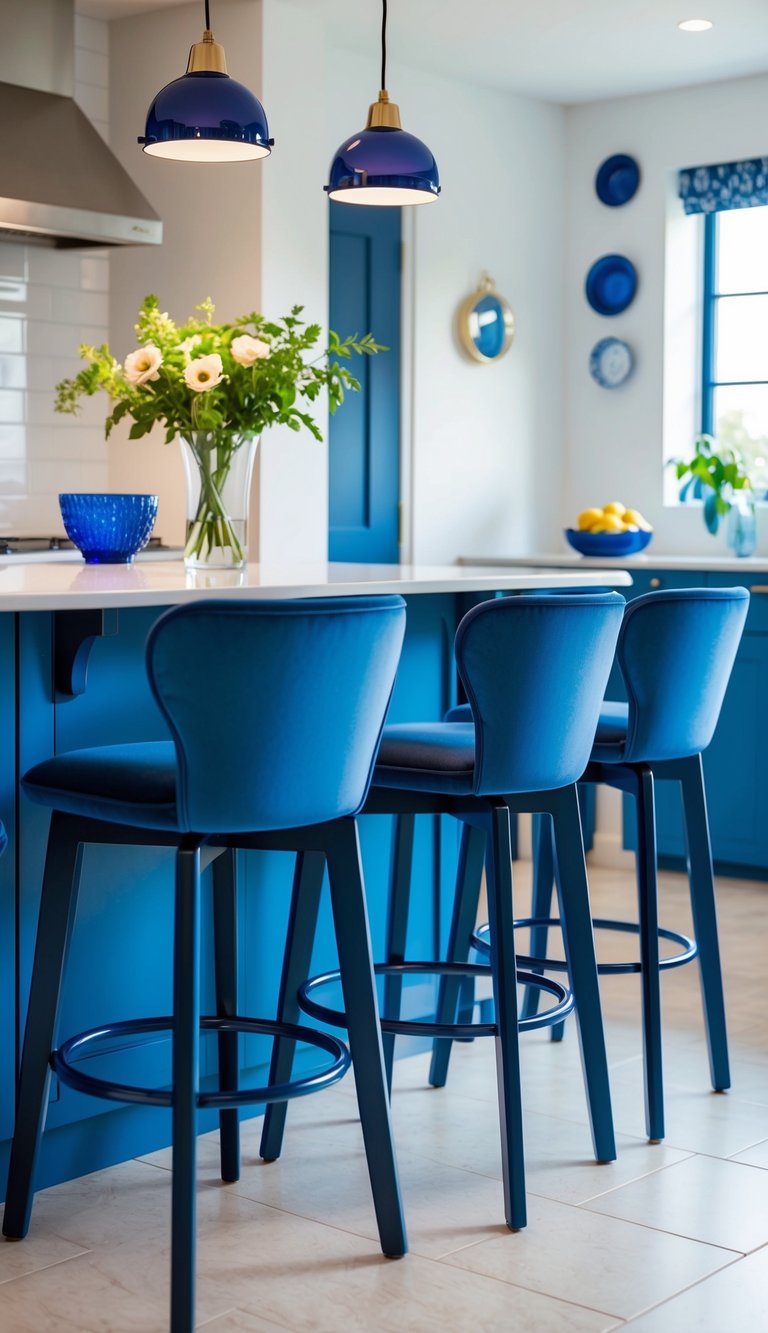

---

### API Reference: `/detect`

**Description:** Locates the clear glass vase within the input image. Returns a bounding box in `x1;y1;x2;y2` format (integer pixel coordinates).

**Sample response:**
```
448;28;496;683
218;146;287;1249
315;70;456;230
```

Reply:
180;432;258;569
726;490;757;558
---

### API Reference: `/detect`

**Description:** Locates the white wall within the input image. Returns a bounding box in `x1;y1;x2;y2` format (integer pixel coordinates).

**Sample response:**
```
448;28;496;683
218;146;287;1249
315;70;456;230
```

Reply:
322;47;567;563
563;73;768;556
108;0;263;550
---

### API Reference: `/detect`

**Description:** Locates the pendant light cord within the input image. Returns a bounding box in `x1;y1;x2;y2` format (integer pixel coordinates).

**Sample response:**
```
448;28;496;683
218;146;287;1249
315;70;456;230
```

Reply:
381;0;387;90
204;0;211;30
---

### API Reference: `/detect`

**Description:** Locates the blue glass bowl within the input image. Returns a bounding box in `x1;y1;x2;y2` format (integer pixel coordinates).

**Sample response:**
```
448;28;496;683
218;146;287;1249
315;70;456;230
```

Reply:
59;493;159;564
565;528;653;557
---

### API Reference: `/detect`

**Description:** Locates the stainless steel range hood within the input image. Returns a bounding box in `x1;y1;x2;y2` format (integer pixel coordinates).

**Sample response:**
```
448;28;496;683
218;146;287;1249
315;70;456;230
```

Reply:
0;0;162;248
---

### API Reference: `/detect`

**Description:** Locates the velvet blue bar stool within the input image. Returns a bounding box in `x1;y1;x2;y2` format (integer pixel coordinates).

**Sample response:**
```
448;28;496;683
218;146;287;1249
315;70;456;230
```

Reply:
2;596;408;1333
473;587;749;1144
260;591;625;1232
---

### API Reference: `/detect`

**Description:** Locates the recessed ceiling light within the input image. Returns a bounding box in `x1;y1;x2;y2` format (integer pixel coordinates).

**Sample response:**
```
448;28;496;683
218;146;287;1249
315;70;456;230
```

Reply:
678;18;714;31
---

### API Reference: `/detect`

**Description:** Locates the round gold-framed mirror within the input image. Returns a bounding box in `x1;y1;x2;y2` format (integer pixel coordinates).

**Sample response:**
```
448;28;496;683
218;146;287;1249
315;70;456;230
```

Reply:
458;273;515;363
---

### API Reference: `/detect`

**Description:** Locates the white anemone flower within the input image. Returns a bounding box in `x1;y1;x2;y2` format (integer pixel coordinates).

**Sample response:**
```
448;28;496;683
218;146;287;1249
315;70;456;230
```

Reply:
179;334;202;360
124;344;163;385
184;353;224;393
230;334;271;366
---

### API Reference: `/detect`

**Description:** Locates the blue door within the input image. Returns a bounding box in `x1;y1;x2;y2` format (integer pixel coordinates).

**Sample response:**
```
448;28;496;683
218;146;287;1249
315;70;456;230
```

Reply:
328;203;401;563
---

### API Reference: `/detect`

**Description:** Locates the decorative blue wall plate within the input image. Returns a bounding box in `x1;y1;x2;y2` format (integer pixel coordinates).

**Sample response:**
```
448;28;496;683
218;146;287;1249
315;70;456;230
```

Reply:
595;154;640;207
585;254;638;316
589;336;634;388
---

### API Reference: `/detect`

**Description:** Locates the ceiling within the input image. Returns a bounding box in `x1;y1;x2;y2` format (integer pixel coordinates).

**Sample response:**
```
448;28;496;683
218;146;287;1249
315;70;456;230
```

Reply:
78;0;768;104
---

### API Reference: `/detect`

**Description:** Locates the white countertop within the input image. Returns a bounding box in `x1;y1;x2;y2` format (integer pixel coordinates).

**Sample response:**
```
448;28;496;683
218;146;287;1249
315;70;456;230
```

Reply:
0;560;633;612
460;552;768;575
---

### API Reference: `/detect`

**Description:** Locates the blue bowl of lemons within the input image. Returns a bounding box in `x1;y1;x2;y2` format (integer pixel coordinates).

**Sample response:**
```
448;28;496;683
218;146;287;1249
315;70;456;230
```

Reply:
566;502;653;557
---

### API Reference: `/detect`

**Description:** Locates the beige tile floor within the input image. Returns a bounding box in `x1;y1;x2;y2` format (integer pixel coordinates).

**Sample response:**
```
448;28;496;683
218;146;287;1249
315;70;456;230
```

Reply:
1;861;767;1331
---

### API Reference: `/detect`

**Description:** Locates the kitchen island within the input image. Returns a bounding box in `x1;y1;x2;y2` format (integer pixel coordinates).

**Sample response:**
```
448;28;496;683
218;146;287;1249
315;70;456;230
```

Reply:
0;560;632;1197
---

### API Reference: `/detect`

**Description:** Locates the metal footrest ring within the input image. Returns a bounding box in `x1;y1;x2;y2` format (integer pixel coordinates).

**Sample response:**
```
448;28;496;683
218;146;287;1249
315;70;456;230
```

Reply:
51;1014;350;1109
298;960;574;1037
471;917;698;975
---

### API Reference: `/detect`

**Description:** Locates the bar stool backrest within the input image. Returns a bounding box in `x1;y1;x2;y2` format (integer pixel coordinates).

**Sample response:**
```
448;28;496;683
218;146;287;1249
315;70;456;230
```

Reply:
455;592;625;796
146;596;407;832
615;587;749;763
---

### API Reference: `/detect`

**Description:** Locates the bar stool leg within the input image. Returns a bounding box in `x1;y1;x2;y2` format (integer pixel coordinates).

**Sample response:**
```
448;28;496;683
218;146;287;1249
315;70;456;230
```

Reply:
171;841;202;1333
259;850;326;1162
382;813;416;1093
3;812;84;1241
486;804;527;1231
428;821;485;1088
550;787;616;1163
326;819;407;1258
212;847;240;1183
520;813;556;1024
632;767;664;1142
679;754;730;1091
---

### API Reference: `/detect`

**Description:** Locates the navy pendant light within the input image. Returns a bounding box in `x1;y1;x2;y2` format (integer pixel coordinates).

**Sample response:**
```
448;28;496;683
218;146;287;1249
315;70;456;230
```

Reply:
139;0;272;162
326;0;440;206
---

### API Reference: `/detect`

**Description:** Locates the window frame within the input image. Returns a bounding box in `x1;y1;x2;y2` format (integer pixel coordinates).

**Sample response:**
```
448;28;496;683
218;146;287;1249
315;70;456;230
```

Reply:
700;208;768;435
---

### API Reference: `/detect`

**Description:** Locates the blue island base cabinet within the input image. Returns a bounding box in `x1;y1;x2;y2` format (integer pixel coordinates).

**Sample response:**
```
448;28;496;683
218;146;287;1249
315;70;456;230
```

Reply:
1;595;463;1200
618;570;768;879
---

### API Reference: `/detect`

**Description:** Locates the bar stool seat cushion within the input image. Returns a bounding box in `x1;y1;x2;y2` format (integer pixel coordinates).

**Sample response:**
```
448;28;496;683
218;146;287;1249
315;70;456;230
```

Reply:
374;722;476;794
23;742;179;830
590;701;630;761
0;820;6;856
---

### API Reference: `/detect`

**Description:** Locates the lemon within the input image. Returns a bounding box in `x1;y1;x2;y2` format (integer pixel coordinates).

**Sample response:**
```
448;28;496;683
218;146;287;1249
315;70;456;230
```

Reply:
622;522;640;532
603;501;627;517
596;513;625;533
589;523;609;533
577;507;604;531
624;507;653;531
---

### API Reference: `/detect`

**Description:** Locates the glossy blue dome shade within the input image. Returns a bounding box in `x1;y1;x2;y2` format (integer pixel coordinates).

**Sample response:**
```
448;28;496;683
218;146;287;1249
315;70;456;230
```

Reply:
140;71;271;161
326;122;440;206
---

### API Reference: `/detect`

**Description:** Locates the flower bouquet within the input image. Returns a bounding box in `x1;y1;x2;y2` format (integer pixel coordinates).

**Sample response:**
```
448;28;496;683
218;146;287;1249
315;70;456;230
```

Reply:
55;296;383;567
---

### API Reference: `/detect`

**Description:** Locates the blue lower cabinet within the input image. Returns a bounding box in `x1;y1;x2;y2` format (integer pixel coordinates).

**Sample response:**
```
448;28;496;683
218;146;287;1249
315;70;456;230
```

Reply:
2;594;464;1195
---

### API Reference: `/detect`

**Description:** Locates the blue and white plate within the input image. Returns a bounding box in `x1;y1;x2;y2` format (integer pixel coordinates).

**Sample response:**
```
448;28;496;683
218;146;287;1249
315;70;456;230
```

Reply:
585;254;638;316
595;154;640;207
589;337;634;388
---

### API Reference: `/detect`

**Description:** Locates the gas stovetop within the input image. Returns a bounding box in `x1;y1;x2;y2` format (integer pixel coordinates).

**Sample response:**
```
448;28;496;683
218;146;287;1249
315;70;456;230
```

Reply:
0;537;183;563
0;536;169;556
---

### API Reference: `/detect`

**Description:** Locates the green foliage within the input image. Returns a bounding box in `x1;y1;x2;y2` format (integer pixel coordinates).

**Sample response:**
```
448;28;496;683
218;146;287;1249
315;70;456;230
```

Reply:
672;433;754;536
54;295;386;443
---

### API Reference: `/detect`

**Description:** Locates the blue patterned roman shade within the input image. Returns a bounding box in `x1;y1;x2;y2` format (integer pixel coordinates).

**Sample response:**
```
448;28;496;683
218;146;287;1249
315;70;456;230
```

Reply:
679;158;768;214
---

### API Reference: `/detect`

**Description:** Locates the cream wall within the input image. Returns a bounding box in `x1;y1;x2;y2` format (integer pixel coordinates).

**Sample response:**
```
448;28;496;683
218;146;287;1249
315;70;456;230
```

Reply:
322;46;567;563
107;0;263;549
563;73;768;556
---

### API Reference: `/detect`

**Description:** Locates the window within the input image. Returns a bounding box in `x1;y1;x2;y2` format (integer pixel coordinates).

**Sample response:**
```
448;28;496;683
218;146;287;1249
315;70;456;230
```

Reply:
701;207;768;494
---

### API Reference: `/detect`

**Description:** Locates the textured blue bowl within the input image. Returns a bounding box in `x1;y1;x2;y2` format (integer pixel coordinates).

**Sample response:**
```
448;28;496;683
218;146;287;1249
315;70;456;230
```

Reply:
565;528;653;557
59;493;159;564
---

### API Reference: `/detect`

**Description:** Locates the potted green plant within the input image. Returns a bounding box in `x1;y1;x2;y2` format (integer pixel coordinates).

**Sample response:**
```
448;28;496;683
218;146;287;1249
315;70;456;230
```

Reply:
673;434;756;555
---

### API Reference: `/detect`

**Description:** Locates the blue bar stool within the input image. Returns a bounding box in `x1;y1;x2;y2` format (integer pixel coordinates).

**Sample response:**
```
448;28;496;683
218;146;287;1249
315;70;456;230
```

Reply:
473;587;749;1143
2;596;408;1333
260;591;625;1232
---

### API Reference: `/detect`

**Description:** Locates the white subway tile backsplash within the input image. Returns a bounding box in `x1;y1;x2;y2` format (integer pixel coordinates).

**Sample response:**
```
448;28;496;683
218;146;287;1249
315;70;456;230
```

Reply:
51;288;109;326
0;11;113;535
27;250;83;289
0;244;28;282
80;257;110;293
29;460;108;495
0;317;24;354
0;460;29;494
0;356;27;389
75;12;109;57
0;390;25;424
0;425;27;458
